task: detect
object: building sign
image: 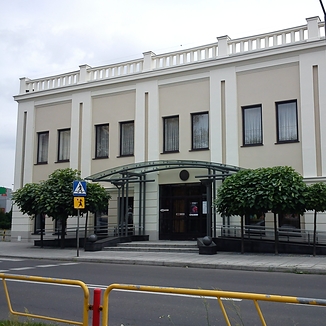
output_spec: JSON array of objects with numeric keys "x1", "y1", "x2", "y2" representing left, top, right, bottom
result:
[
  {"x1": 74, "y1": 197, "x2": 85, "y2": 209},
  {"x1": 73, "y1": 181, "x2": 87, "y2": 197}
]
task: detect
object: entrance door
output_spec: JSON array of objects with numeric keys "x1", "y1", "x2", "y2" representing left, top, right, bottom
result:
[{"x1": 159, "y1": 183, "x2": 207, "y2": 240}]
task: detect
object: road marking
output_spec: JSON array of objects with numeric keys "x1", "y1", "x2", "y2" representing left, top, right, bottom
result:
[
  {"x1": 0, "y1": 258, "x2": 25, "y2": 262},
  {"x1": 10, "y1": 267, "x2": 35, "y2": 271},
  {"x1": 36, "y1": 264, "x2": 59, "y2": 268},
  {"x1": 59, "y1": 262, "x2": 79, "y2": 266}
]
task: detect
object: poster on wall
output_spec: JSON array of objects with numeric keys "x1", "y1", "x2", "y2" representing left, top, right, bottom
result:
[{"x1": 189, "y1": 202, "x2": 199, "y2": 216}]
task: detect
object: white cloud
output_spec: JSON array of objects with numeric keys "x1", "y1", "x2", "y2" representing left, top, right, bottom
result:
[{"x1": 0, "y1": 0, "x2": 324, "y2": 189}]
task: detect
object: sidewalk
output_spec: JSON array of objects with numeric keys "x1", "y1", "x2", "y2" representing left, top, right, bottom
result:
[{"x1": 0, "y1": 241, "x2": 326, "y2": 274}]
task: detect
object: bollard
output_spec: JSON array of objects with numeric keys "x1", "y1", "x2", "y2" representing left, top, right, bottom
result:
[{"x1": 92, "y1": 288, "x2": 102, "y2": 326}]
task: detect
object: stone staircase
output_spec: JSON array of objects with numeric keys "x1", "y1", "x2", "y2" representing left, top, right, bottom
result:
[{"x1": 103, "y1": 241, "x2": 199, "y2": 253}]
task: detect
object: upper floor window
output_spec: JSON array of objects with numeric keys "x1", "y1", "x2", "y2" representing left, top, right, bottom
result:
[
  {"x1": 242, "y1": 105, "x2": 263, "y2": 146},
  {"x1": 192, "y1": 112, "x2": 209, "y2": 150},
  {"x1": 120, "y1": 121, "x2": 134, "y2": 156},
  {"x1": 276, "y1": 100, "x2": 298, "y2": 143},
  {"x1": 58, "y1": 129, "x2": 70, "y2": 162},
  {"x1": 164, "y1": 116, "x2": 179, "y2": 152},
  {"x1": 37, "y1": 131, "x2": 49, "y2": 164},
  {"x1": 95, "y1": 124, "x2": 109, "y2": 158}
]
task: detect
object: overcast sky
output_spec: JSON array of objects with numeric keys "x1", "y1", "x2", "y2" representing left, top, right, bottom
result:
[{"x1": 0, "y1": 0, "x2": 324, "y2": 189}]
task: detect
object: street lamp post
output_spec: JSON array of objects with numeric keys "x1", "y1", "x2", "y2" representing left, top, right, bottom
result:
[{"x1": 320, "y1": 0, "x2": 326, "y2": 39}]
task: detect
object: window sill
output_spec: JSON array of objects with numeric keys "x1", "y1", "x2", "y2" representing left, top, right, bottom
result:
[
  {"x1": 189, "y1": 148, "x2": 209, "y2": 152},
  {"x1": 275, "y1": 140, "x2": 299, "y2": 145},
  {"x1": 35, "y1": 162, "x2": 48, "y2": 165},
  {"x1": 241, "y1": 143, "x2": 263, "y2": 147},
  {"x1": 161, "y1": 150, "x2": 180, "y2": 154},
  {"x1": 55, "y1": 160, "x2": 70, "y2": 163},
  {"x1": 93, "y1": 156, "x2": 109, "y2": 160},
  {"x1": 117, "y1": 154, "x2": 134, "y2": 158}
]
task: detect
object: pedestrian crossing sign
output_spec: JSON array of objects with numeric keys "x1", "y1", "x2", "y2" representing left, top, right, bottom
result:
[
  {"x1": 74, "y1": 197, "x2": 85, "y2": 209},
  {"x1": 73, "y1": 181, "x2": 87, "y2": 196}
]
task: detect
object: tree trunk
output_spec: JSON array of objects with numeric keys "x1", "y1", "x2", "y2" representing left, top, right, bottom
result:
[
  {"x1": 313, "y1": 210, "x2": 317, "y2": 257},
  {"x1": 274, "y1": 213, "x2": 278, "y2": 255},
  {"x1": 40, "y1": 214, "x2": 44, "y2": 248},
  {"x1": 241, "y1": 215, "x2": 244, "y2": 254},
  {"x1": 60, "y1": 219, "x2": 66, "y2": 249}
]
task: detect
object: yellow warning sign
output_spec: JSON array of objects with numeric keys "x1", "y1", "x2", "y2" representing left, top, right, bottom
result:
[{"x1": 74, "y1": 197, "x2": 85, "y2": 209}]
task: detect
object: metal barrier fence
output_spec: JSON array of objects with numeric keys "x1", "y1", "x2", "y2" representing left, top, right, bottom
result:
[
  {"x1": 0, "y1": 229, "x2": 10, "y2": 242},
  {"x1": 0, "y1": 273, "x2": 90, "y2": 325},
  {"x1": 102, "y1": 283, "x2": 326, "y2": 326},
  {"x1": 219, "y1": 225, "x2": 326, "y2": 245},
  {"x1": 1, "y1": 275, "x2": 326, "y2": 325}
]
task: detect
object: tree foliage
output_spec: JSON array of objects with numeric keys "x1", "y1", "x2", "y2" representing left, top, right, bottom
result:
[
  {"x1": 305, "y1": 183, "x2": 326, "y2": 213},
  {"x1": 0, "y1": 210, "x2": 11, "y2": 229},
  {"x1": 42, "y1": 169, "x2": 81, "y2": 221},
  {"x1": 13, "y1": 168, "x2": 111, "y2": 248},
  {"x1": 215, "y1": 166, "x2": 307, "y2": 217},
  {"x1": 215, "y1": 166, "x2": 308, "y2": 254},
  {"x1": 305, "y1": 182, "x2": 326, "y2": 256},
  {"x1": 12, "y1": 182, "x2": 46, "y2": 217}
]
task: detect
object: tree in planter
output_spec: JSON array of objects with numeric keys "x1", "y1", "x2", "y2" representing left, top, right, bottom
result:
[
  {"x1": 305, "y1": 182, "x2": 326, "y2": 256},
  {"x1": 41, "y1": 169, "x2": 80, "y2": 248},
  {"x1": 40, "y1": 168, "x2": 110, "y2": 249},
  {"x1": 251, "y1": 166, "x2": 307, "y2": 254},
  {"x1": 215, "y1": 166, "x2": 307, "y2": 254},
  {"x1": 215, "y1": 169, "x2": 261, "y2": 254},
  {"x1": 12, "y1": 182, "x2": 46, "y2": 246},
  {"x1": 13, "y1": 169, "x2": 110, "y2": 249}
]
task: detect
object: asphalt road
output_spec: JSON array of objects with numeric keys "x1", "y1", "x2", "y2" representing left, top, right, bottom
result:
[{"x1": 0, "y1": 258, "x2": 325, "y2": 325}]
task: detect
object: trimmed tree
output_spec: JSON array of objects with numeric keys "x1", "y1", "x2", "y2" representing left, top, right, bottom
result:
[
  {"x1": 14, "y1": 168, "x2": 110, "y2": 249},
  {"x1": 12, "y1": 182, "x2": 47, "y2": 246},
  {"x1": 305, "y1": 182, "x2": 326, "y2": 256},
  {"x1": 215, "y1": 166, "x2": 307, "y2": 254},
  {"x1": 215, "y1": 169, "x2": 260, "y2": 254},
  {"x1": 252, "y1": 166, "x2": 306, "y2": 254},
  {"x1": 41, "y1": 168, "x2": 81, "y2": 248}
]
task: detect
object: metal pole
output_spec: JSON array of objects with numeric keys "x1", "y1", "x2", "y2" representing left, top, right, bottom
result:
[
  {"x1": 77, "y1": 209, "x2": 80, "y2": 257},
  {"x1": 319, "y1": 0, "x2": 326, "y2": 39},
  {"x1": 92, "y1": 288, "x2": 101, "y2": 326}
]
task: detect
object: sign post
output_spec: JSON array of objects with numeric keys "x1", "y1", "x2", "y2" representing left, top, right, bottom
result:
[{"x1": 73, "y1": 181, "x2": 87, "y2": 257}]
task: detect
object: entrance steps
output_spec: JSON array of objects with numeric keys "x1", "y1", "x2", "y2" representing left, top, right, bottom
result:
[{"x1": 103, "y1": 241, "x2": 198, "y2": 253}]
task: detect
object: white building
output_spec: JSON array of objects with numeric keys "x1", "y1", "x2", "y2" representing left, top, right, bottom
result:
[
  {"x1": 0, "y1": 187, "x2": 12, "y2": 214},
  {"x1": 12, "y1": 17, "x2": 326, "y2": 242}
]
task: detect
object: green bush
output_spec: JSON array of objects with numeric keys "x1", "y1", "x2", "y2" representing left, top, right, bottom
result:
[{"x1": 0, "y1": 210, "x2": 12, "y2": 229}]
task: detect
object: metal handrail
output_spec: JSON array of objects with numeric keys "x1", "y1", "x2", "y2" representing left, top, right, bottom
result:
[
  {"x1": 0, "y1": 273, "x2": 90, "y2": 325},
  {"x1": 102, "y1": 283, "x2": 326, "y2": 326},
  {"x1": 219, "y1": 224, "x2": 326, "y2": 245}
]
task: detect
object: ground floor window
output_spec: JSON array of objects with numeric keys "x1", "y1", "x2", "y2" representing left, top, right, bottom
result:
[{"x1": 278, "y1": 213, "x2": 300, "y2": 229}]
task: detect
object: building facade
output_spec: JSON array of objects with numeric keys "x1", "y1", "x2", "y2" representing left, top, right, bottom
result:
[
  {"x1": 0, "y1": 187, "x2": 12, "y2": 214},
  {"x1": 12, "y1": 17, "x2": 326, "y2": 242}
]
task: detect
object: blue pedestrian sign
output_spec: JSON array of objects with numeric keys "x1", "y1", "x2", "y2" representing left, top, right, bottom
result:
[{"x1": 73, "y1": 181, "x2": 87, "y2": 197}]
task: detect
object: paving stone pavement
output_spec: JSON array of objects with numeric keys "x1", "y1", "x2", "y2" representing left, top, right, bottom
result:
[{"x1": 0, "y1": 241, "x2": 326, "y2": 274}]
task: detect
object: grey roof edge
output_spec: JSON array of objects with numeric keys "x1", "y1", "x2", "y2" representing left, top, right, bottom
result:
[{"x1": 86, "y1": 159, "x2": 243, "y2": 182}]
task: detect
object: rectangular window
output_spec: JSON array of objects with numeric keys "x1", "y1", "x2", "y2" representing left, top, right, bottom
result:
[
  {"x1": 164, "y1": 116, "x2": 179, "y2": 152},
  {"x1": 95, "y1": 124, "x2": 109, "y2": 158},
  {"x1": 120, "y1": 121, "x2": 134, "y2": 156},
  {"x1": 242, "y1": 105, "x2": 262, "y2": 146},
  {"x1": 192, "y1": 112, "x2": 209, "y2": 150},
  {"x1": 276, "y1": 100, "x2": 298, "y2": 142},
  {"x1": 37, "y1": 131, "x2": 49, "y2": 164},
  {"x1": 58, "y1": 129, "x2": 70, "y2": 162}
]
